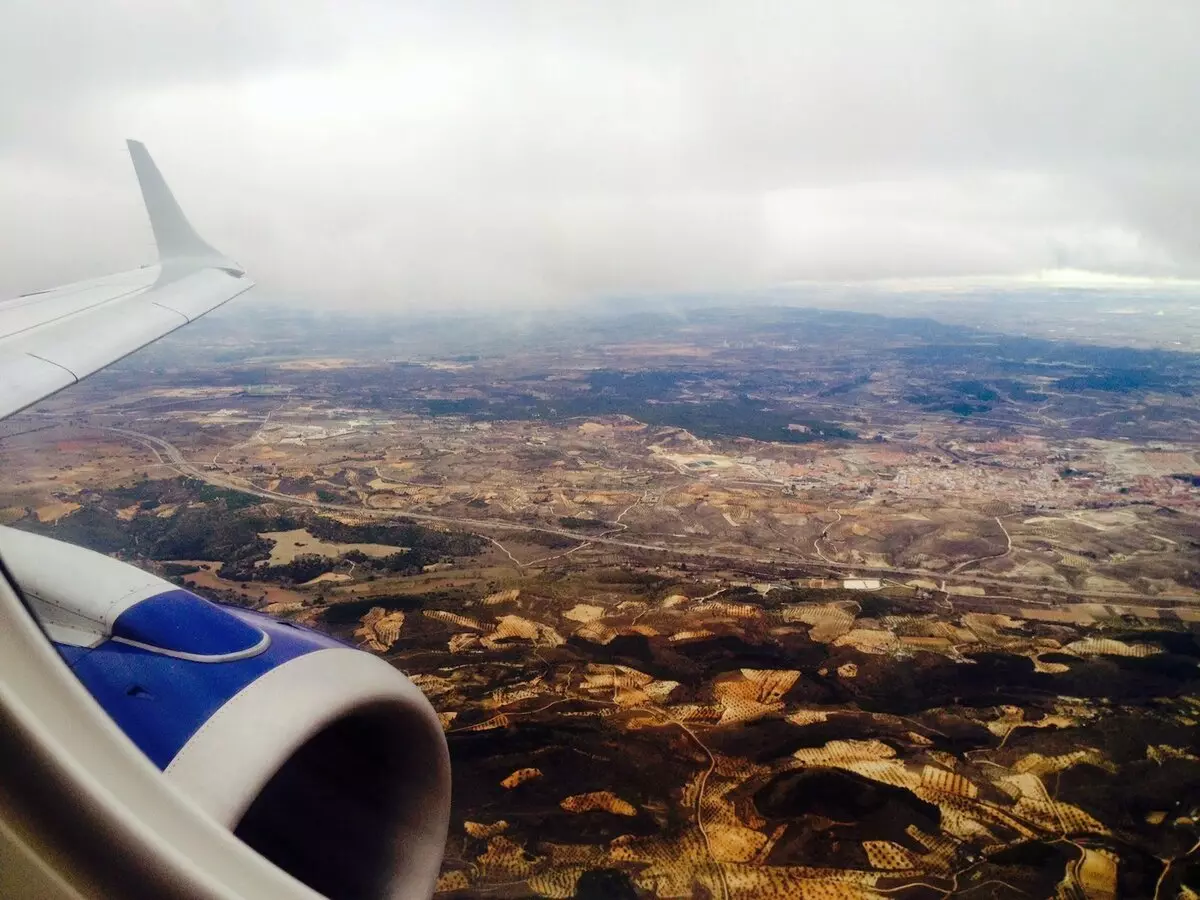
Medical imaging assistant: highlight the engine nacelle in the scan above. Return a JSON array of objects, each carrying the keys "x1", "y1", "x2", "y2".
[{"x1": 0, "y1": 525, "x2": 450, "y2": 900}]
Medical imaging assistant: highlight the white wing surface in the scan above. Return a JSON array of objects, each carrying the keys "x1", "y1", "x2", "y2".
[{"x1": 0, "y1": 140, "x2": 254, "y2": 419}]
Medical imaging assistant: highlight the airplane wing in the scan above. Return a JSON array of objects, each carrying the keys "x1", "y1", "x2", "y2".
[
  {"x1": 0, "y1": 145, "x2": 450, "y2": 899},
  {"x1": 0, "y1": 140, "x2": 254, "y2": 420}
]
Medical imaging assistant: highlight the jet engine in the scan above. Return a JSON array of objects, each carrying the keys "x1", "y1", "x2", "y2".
[{"x1": 0, "y1": 525, "x2": 450, "y2": 900}]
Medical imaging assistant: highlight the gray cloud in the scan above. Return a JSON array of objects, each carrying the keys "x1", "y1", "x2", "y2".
[{"x1": 3, "y1": 1, "x2": 1200, "y2": 307}]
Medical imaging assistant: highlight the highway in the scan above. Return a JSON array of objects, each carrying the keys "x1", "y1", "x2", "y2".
[{"x1": 97, "y1": 425, "x2": 1200, "y2": 606}]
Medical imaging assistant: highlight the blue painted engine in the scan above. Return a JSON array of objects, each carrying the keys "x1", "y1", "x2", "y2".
[
  {"x1": 0, "y1": 525, "x2": 450, "y2": 900},
  {"x1": 64, "y1": 591, "x2": 345, "y2": 769}
]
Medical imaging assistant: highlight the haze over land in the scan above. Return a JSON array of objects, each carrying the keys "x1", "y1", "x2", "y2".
[
  {"x1": 5, "y1": 2, "x2": 1200, "y2": 307},
  {"x1": 4, "y1": 300, "x2": 1200, "y2": 897}
]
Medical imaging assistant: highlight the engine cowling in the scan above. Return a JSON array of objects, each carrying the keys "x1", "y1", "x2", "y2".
[{"x1": 0, "y1": 525, "x2": 450, "y2": 900}]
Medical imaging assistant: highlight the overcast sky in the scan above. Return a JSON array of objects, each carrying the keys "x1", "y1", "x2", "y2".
[{"x1": 2, "y1": 1, "x2": 1199, "y2": 309}]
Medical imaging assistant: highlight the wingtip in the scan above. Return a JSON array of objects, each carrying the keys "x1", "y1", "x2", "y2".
[{"x1": 126, "y1": 140, "x2": 220, "y2": 262}]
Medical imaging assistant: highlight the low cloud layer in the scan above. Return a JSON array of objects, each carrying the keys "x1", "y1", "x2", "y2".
[{"x1": 3, "y1": 1, "x2": 1199, "y2": 308}]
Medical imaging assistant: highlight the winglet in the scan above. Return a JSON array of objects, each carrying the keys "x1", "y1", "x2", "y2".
[{"x1": 126, "y1": 139, "x2": 221, "y2": 262}]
